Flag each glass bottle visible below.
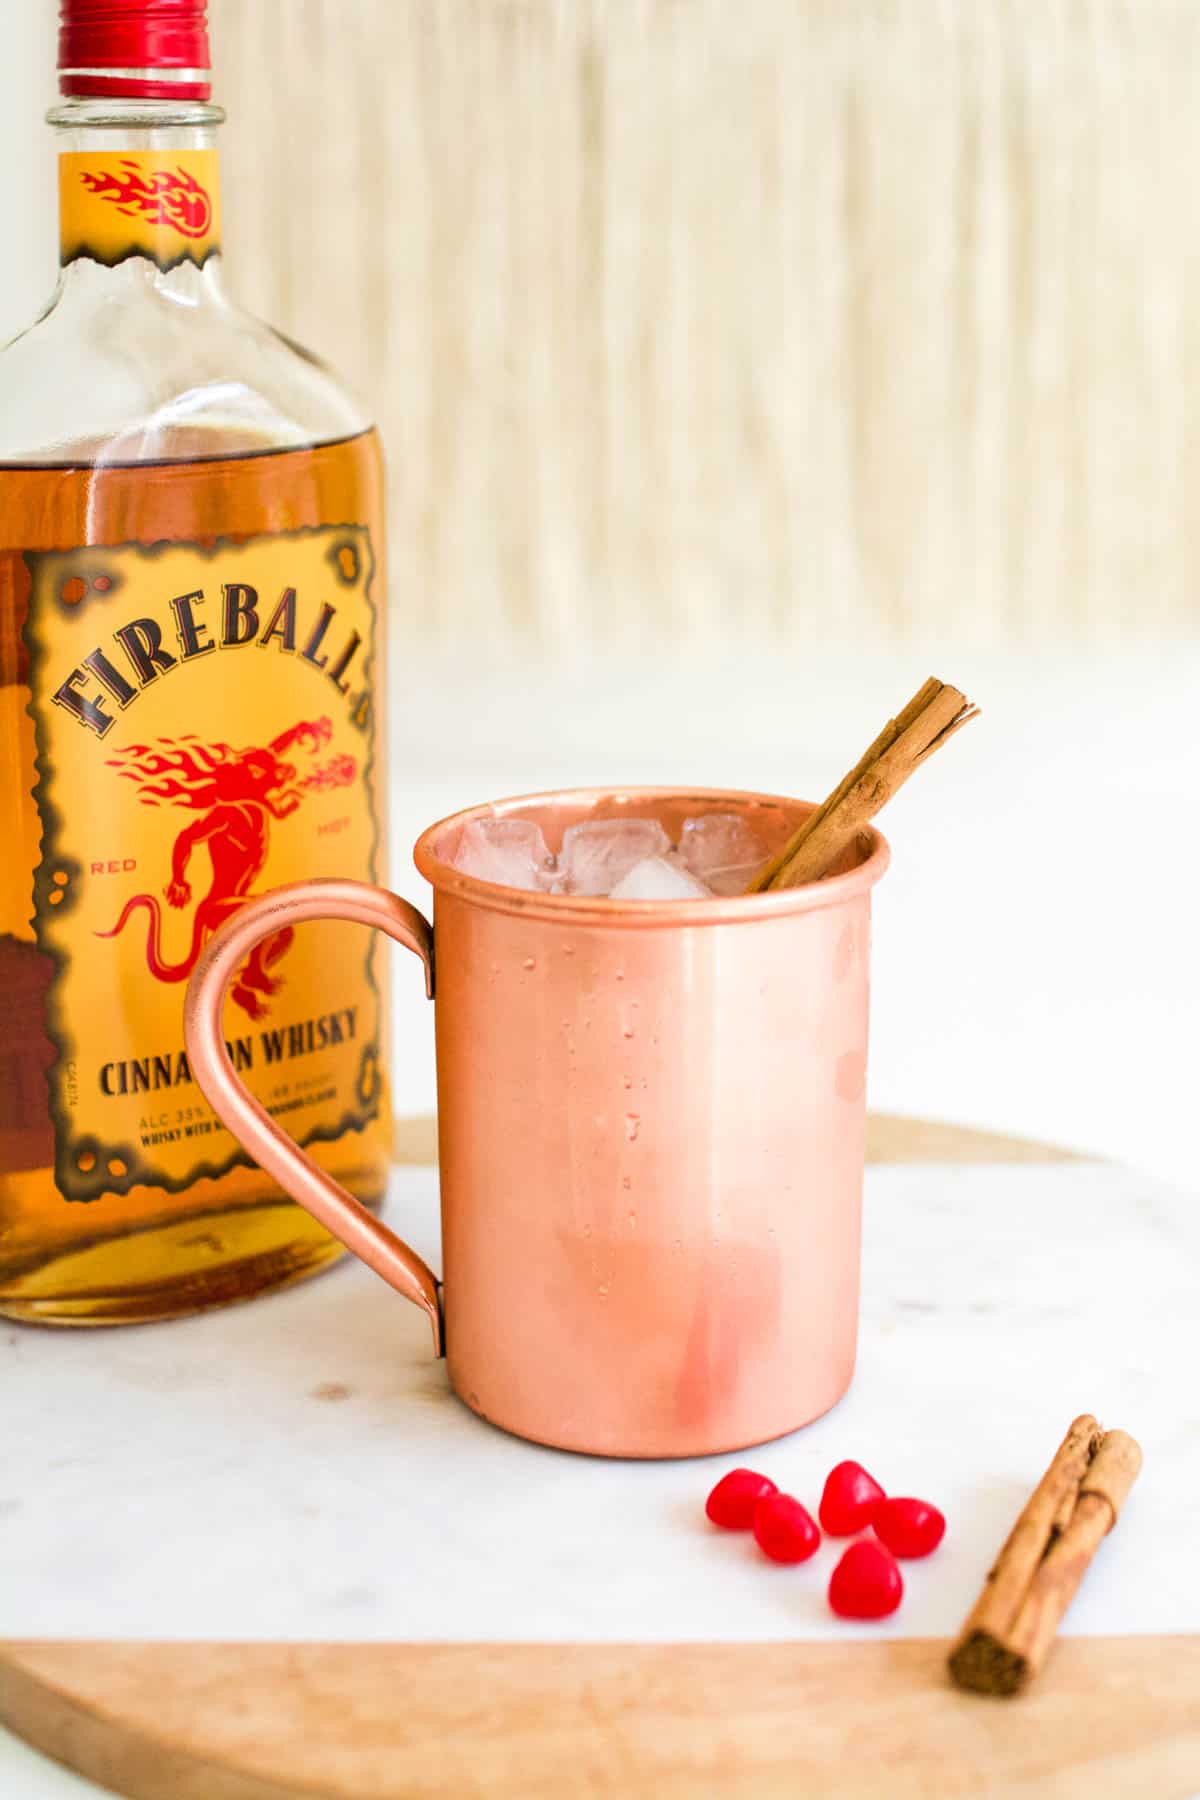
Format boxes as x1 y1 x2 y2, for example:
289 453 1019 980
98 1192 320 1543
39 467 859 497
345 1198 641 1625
0 2 391 1323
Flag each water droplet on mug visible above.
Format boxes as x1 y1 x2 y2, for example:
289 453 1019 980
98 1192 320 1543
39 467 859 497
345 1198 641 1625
598 1284 610 1299
622 1075 633 1090
626 1210 637 1229
623 1028 635 1040
615 970 625 981
583 1223 592 1239
621 1176 632 1191
624 1114 640 1142
522 957 536 971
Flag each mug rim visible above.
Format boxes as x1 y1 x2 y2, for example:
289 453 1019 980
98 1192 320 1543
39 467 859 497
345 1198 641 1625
413 785 891 926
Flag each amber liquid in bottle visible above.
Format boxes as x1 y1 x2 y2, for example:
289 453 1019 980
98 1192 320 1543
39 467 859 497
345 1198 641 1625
0 428 391 1323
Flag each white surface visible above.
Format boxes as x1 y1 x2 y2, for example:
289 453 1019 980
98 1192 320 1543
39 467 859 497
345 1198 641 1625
4 1162 1195 1645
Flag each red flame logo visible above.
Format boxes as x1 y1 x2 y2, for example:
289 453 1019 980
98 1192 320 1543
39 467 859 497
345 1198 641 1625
95 721 356 1021
79 161 213 240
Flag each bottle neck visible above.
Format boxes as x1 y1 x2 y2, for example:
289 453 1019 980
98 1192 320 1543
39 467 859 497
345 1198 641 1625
49 97 224 282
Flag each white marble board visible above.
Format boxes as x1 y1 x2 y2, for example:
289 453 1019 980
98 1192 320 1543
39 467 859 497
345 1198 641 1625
3 1161 1196 1644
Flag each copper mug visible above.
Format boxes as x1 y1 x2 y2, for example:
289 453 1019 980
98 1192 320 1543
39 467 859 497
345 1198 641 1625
184 788 890 1458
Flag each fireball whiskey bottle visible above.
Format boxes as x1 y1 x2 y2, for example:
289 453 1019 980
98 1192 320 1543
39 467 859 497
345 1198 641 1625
0 1 391 1322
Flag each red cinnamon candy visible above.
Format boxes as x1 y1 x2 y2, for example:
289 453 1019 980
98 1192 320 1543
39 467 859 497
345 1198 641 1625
873 1497 946 1559
705 1468 777 1530
829 1541 904 1619
818 1460 886 1536
752 1493 820 1565
59 0 212 101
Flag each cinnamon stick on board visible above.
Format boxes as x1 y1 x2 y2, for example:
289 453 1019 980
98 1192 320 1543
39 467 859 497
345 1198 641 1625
948 1416 1144 1697
747 676 978 892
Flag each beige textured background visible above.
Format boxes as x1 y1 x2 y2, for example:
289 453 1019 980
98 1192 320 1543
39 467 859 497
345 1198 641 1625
209 1 1199 654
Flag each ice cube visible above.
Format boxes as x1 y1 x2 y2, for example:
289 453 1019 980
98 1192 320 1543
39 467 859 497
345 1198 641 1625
452 817 555 891
557 817 671 896
608 854 711 901
678 812 768 883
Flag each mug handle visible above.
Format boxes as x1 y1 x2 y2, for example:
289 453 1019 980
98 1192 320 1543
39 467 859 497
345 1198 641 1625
183 878 443 1356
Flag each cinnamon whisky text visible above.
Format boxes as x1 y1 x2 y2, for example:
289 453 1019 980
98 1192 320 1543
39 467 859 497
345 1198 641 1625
99 1005 361 1095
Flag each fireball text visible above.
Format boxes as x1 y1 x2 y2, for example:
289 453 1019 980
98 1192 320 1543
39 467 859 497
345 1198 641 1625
51 584 365 738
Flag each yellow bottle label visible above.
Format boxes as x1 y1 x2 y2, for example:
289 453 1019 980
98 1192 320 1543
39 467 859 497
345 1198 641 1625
59 150 221 270
23 527 382 1201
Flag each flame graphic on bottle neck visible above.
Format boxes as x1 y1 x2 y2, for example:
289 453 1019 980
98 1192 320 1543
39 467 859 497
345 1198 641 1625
79 160 213 240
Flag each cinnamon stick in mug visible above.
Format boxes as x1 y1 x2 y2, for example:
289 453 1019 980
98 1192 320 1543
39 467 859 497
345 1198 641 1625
749 676 978 892
948 1416 1143 1696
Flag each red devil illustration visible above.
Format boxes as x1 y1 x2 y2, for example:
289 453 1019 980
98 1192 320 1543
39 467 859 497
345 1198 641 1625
98 720 356 1021
80 161 213 239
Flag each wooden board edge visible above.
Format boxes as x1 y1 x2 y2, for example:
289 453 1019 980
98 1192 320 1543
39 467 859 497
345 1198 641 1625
3 1638 1200 1800
0 1644 288 1800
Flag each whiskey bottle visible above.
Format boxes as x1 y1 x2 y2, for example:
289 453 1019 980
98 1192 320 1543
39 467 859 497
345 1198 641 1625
0 0 392 1323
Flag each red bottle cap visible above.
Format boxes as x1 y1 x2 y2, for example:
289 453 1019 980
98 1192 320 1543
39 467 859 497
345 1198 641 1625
59 1 212 102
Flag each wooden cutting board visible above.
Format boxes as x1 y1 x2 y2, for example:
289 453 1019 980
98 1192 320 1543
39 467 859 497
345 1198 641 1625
3 1116 1197 1800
